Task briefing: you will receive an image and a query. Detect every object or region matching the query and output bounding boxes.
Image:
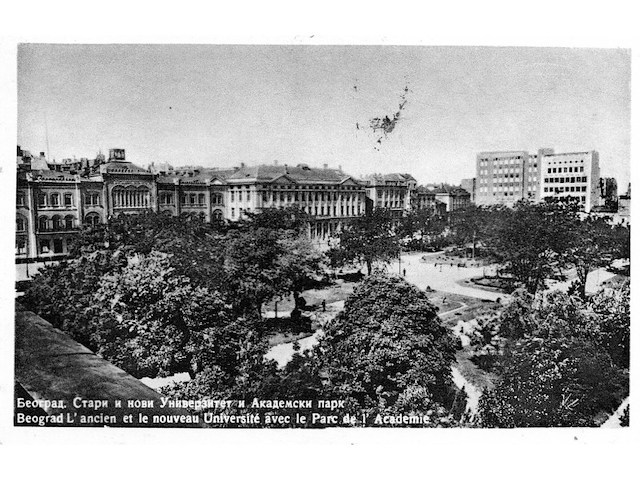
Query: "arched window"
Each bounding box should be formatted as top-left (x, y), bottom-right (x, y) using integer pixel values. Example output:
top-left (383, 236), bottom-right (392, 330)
top-left (162, 210), bottom-right (173, 216)
top-left (38, 216), bottom-right (49, 231)
top-left (112, 185), bottom-right (150, 208)
top-left (16, 215), bottom-right (26, 232)
top-left (52, 215), bottom-right (63, 230)
top-left (212, 209), bottom-right (223, 221)
top-left (64, 215), bottom-right (75, 229)
top-left (84, 212), bottom-right (101, 226)
top-left (37, 194), bottom-right (47, 207)
top-left (198, 212), bottom-right (206, 221)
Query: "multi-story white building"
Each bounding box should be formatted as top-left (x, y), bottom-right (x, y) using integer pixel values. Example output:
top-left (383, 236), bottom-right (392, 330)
top-left (539, 150), bottom-right (600, 212)
top-left (475, 150), bottom-right (530, 207)
top-left (475, 148), bottom-right (600, 212)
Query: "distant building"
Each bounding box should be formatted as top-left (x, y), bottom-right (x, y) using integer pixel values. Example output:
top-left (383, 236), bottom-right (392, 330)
top-left (475, 150), bottom-right (533, 207)
top-left (598, 177), bottom-right (619, 211)
top-left (475, 148), bottom-right (600, 212)
top-left (428, 184), bottom-right (471, 212)
top-left (539, 150), bottom-right (600, 212)
top-left (16, 146), bottom-right (368, 262)
top-left (460, 178), bottom-right (476, 203)
top-left (362, 173), bottom-right (417, 218)
top-left (618, 183), bottom-right (630, 222)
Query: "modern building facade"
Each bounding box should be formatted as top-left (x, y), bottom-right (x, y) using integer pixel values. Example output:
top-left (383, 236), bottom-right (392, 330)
top-left (539, 150), bottom-right (600, 212)
top-left (475, 148), bottom-right (600, 212)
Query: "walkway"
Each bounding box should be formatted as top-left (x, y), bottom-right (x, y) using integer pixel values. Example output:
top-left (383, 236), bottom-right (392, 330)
top-left (398, 253), bottom-right (505, 302)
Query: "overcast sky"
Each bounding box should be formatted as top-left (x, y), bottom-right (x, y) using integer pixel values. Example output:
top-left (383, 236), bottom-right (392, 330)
top-left (18, 45), bottom-right (630, 187)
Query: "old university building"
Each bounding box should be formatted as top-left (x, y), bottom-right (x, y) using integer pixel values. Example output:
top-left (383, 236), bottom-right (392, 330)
top-left (16, 147), bottom-right (372, 262)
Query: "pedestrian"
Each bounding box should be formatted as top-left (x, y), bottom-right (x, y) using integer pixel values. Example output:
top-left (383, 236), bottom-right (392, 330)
top-left (403, 268), bottom-right (406, 277)
top-left (321, 299), bottom-right (326, 312)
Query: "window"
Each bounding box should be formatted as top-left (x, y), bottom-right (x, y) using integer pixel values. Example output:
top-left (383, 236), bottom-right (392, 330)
top-left (53, 239), bottom-right (63, 254)
top-left (64, 193), bottom-right (73, 207)
top-left (52, 215), bottom-right (63, 230)
top-left (213, 210), bottom-right (223, 221)
top-left (181, 194), bottom-right (187, 205)
top-left (85, 192), bottom-right (100, 206)
top-left (50, 194), bottom-right (60, 207)
top-left (190, 194), bottom-right (196, 205)
top-left (17, 193), bottom-right (25, 206)
top-left (65, 215), bottom-right (74, 229)
top-left (198, 193), bottom-right (205, 205)
top-left (84, 212), bottom-right (101, 227)
top-left (230, 192), bottom-right (235, 202)
top-left (38, 194), bottom-right (47, 207)
top-left (39, 240), bottom-right (50, 254)
top-left (16, 238), bottom-right (26, 255)
top-left (231, 208), bottom-right (235, 218)
top-left (38, 216), bottom-right (48, 231)
top-left (16, 216), bottom-right (26, 232)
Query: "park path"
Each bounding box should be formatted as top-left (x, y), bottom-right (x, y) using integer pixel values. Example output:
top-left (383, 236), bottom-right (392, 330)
top-left (399, 253), bottom-right (505, 302)
top-left (263, 300), bottom-right (344, 368)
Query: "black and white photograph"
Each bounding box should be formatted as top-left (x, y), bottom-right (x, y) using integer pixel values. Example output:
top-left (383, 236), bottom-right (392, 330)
top-left (11, 43), bottom-right (631, 430)
top-left (1, 4), bottom-right (638, 477)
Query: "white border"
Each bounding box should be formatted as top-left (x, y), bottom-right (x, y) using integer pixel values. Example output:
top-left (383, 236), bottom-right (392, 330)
top-left (1, 1), bottom-right (638, 477)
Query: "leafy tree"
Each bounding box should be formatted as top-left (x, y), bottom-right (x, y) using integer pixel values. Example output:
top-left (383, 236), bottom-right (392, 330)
top-left (92, 252), bottom-right (254, 379)
top-left (223, 227), bottom-right (323, 318)
top-left (478, 337), bottom-right (627, 427)
top-left (397, 207), bottom-right (447, 242)
top-left (485, 199), bottom-right (577, 293)
top-left (240, 206), bottom-right (310, 233)
top-left (478, 286), bottom-right (629, 427)
top-left (589, 280), bottom-right (630, 369)
top-left (20, 249), bottom-right (128, 348)
top-left (313, 275), bottom-right (458, 420)
top-left (564, 215), bottom-right (630, 299)
top-left (328, 208), bottom-right (399, 275)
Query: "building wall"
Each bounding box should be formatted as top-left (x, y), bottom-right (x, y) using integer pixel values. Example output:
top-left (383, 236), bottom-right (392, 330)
top-left (475, 151), bottom-right (529, 207)
top-left (539, 151), bottom-right (600, 212)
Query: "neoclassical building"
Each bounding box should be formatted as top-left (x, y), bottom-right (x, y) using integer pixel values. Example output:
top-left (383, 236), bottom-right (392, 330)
top-left (16, 147), bottom-right (370, 262)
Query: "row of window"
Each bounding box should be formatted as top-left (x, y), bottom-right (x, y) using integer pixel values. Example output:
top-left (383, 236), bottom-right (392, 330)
top-left (36, 193), bottom-right (75, 208)
top-left (544, 186), bottom-right (588, 193)
top-left (547, 166), bottom-right (584, 174)
top-left (544, 176), bottom-right (588, 184)
top-left (259, 192), bottom-right (363, 203)
top-left (16, 213), bottom-right (101, 233)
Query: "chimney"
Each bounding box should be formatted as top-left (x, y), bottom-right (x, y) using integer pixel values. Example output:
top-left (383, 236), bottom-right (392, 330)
top-left (284, 164), bottom-right (289, 174)
top-left (323, 163), bottom-right (328, 169)
top-left (240, 162), bottom-right (246, 168)
top-left (40, 152), bottom-right (46, 158)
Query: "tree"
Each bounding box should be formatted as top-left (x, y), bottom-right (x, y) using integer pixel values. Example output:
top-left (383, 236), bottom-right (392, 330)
top-left (589, 280), bottom-right (630, 369)
top-left (565, 215), bottom-right (630, 299)
top-left (478, 287), bottom-right (629, 427)
top-left (20, 248), bottom-right (128, 348)
top-left (92, 251), bottom-right (254, 379)
top-left (328, 208), bottom-right (399, 275)
top-left (223, 227), bottom-right (324, 319)
top-left (314, 275), bottom-right (459, 421)
top-left (478, 336), bottom-right (627, 427)
top-left (485, 199), bottom-right (577, 293)
top-left (397, 207), bottom-right (447, 242)
top-left (240, 206), bottom-right (310, 233)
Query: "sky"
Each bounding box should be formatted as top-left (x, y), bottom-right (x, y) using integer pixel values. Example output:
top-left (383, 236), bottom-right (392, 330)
top-left (18, 45), bottom-right (631, 188)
